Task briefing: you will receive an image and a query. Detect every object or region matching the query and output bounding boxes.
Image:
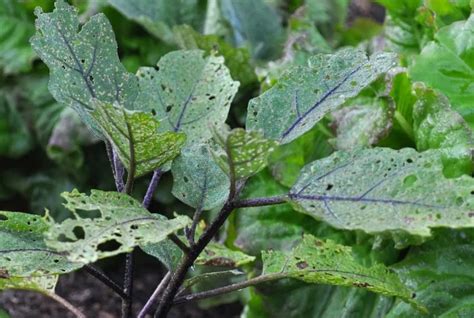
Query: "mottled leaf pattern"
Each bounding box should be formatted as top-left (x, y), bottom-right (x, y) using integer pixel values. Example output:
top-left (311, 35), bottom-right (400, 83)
top-left (262, 235), bottom-right (421, 310)
top-left (136, 50), bottom-right (239, 145)
top-left (196, 243), bottom-right (255, 267)
top-left (290, 147), bottom-right (474, 237)
top-left (172, 144), bottom-right (229, 210)
top-left (46, 190), bottom-right (190, 263)
top-left (92, 102), bottom-right (186, 177)
top-left (30, 0), bottom-right (138, 134)
top-left (247, 48), bottom-right (396, 144)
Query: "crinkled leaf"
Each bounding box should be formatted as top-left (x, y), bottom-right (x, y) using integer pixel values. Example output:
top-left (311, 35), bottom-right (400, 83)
top-left (330, 97), bottom-right (393, 151)
top-left (213, 128), bottom-right (278, 179)
top-left (410, 14), bottom-right (474, 126)
top-left (92, 102), bottom-right (186, 177)
top-left (136, 50), bottom-right (239, 146)
top-left (108, 0), bottom-right (206, 44)
top-left (171, 144), bottom-right (229, 210)
top-left (262, 235), bottom-right (421, 310)
top-left (0, 211), bottom-right (81, 279)
top-left (387, 229), bottom-right (474, 317)
top-left (289, 147), bottom-right (474, 239)
top-left (30, 0), bottom-right (138, 134)
top-left (247, 48), bottom-right (396, 144)
top-left (0, 0), bottom-right (36, 74)
top-left (412, 83), bottom-right (473, 177)
top-left (196, 243), bottom-right (255, 267)
top-left (45, 189), bottom-right (191, 264)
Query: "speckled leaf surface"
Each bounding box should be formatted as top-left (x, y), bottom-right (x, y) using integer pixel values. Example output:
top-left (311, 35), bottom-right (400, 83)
top-left (196, 243), bottom-right (255, 267)
top-left (246, 48), bottom-right (396, 144)
top-left (136, 50), bottom-right (239, 146)
top-left (0, 211), bottom-right (81, 277)
top-left (0, 275), bottom-right (58, 293)
top-left (92, 102), bottom-right (186, 177)
top-left (289, 148), bottom-right (474, 238)
top-left (30, 0), bottom-right (138, 134)
top-left (171, 144), bottom-right (229, 210)
top-left (262, 235), bottom-right (420, 310)
top-left (45, 189), bottom-right (190, 264)
top-left (214, 128), bottom-right (278, 179)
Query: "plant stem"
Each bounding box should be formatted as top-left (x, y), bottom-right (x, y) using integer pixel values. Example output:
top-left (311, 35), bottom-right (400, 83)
top-left (114, 149), bottom-right (125, 193)
top-left (234, 195), bottom-right (288, 208)
top-left (138, 272), bottom-right (171, 318)
top-left (121, 252), bottom-right (134, 318)
top-left (154, 201), bottom-right (235, 317)
top-left (84, 265), bottom-right (128, 300)
top-left (45, 291), bottom-right (86, 318)
top-left (173, 273), bottom-right (284, 305)
top-left (169, 234), bottom-right (190, 254)
top-left (142, 169), bottom-right (163, 209)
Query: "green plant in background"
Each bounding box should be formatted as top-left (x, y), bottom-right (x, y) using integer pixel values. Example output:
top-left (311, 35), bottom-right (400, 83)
top-left (0, 0), bottom-right (474, 317)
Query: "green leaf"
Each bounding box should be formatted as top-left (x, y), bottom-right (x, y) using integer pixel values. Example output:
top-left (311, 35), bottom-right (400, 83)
top-left (387, 229), bottom-right (474, 317)
top-left (0, 211), bottom-right (81, 292)
top-left (136, 50), bottom-right (239, 146)
top-left (329, 97), bottom-right (393, 151)
top-left (261, 235), bottom-right (421, 310)
top-left (289, 147), bottom-right (474, 239)
top-left (108, 0), bottom-right (206, 44)
top-left (45, 189), bottom-right (191, 264)
top-left (412, 83), bottom-right (473, 177)
top-left (196, 243), bottom-right (255, 267)
top-left (246, 48), bottom-right (396, 144)
top-left (140, 239), bottom-right (182, 271)
top-left (171, 144), bottom-right (229, 210)
top-left (0, 0), bottom-right (36, 74)
top-left (213, 128), bottom-right (278, 180)
top-left (409, 14), bottom-right (474, 126)
top-left (91, 102), bottom-right (186, 177)
top-left (31, 0), bottom-right (138, 134)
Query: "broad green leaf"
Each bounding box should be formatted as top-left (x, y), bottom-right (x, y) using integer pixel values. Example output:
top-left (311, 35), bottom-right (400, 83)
top-left (45, 189), bottom-right (191, 263)
top-left (289, 147), bottom-right (474, 239)
top-left (91, 102), bottom-right (186, 177)
top-left (136, 50), bottom-right (239, 146)
top-left (31, 0), bottom-right (138, 134)
top-left (262, 235), bottom-right (420, 310)
top-left (213, 128), bottom-right (278, 180)
top-left (140, 239), bottom-right (182, 271)
top-left (108, 0), bottom-right (206, 44)
top-left (171, 144), bottom-right (229, 210)
top-left (387, 229), bottom-right (474, 317)
top-left (329, 97), bottom-right (393, 151)
top-left (218, 0), bottom-right (284, 60)
top-left (0, 211), bottom-right (81, 291)
top-left (173, 25), bottom-right (257, 89)
top-left (0, 0), bottom-right (36, 74)
top-left (246, 48), bottom-right (396, 144)
top-left (196, 243), bottom-right (255, 267)
top-left (412, 84), bottom-right (473, 176)
top-left (410, 14), bottom-right (474, 126)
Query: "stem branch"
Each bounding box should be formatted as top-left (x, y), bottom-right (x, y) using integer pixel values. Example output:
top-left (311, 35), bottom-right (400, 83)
top-left (138, 272), bottom-right (171, 318)
top-left (233, 195), bottom-right (288, 208)
top-left (142, 169), bottom-right (163, 209)
top-left (84, 265), bottom-right (128, 300)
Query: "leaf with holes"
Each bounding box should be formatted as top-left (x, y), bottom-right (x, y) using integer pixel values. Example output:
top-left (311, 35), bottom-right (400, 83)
top-left (45, 189), bottom-right (191, 264)
top-left (0, 274), bottom-right (58, 293)
top-left (30, 0), bottom-right (138, 135)
top-left (196, 243), bottom-right (255, 267)
top-left (289, 147), bottom-right (474, 240)
top-left (262, 235), bottom-right (422, 311)
top-left (171, 144), bottom-right (229, 210)
top-left (246, 48), bottom-right (396, 144)
top-left (135, 50), bottom-right (239, 146)
top-left (213, 128), bottom-right (278, 180)
top-left (91, 102), bottom-right (186, 177)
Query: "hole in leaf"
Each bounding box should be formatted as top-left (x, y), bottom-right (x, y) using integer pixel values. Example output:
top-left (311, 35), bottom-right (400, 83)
top-left (166, 105), bottom-right (173, 112)
top-left (73, 226), bottom-right (85, 240)
top-left (151, 109), bottom-right (156, 116)
top-left (208, 96), bottom-right (216, 100)
top-left (406, 158), bottom-right (413, 163)
top-left (97, 239), bottom-right (122, 252)
top-left (326, 184), bottom-right (333, 191)
top-left (183, 176), bottom-right (189, 183)
top-left (0, 215), bottom-right (7, 221)
top-left (58, 234), bottom-right (76, 243)
top-left (77, 209), bottom-right (101, 219)
top-left (154, 65), bottom-right (160, 71)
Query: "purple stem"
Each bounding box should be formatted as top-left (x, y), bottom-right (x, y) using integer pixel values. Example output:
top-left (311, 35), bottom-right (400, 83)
top-left (142, 169), bottom-right (163, 209)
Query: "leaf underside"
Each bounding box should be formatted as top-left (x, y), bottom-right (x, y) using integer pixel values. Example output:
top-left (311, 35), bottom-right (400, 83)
top-left (196, 243), bottom-right (255, 267)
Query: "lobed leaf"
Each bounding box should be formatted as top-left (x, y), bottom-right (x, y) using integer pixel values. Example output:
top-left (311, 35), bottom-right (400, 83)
top-left (45, 189), bottom-right (191, 264)
top-left (262, 235), bottom-right (421, 310)
top-left (246, 48), bottom-right (396, 144)
top-left (30, 0), bottom-right (138, 134)
top-left (91, 102), bottom-right (186, 177)
top-left (171, 144), bottom-right (229, 210)
top-left (196, 243), bottom-right (255, 267)
top-left (289, 147), bottom-right (474, 239)
top-left (136, 50), bottom-right (239, 146)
